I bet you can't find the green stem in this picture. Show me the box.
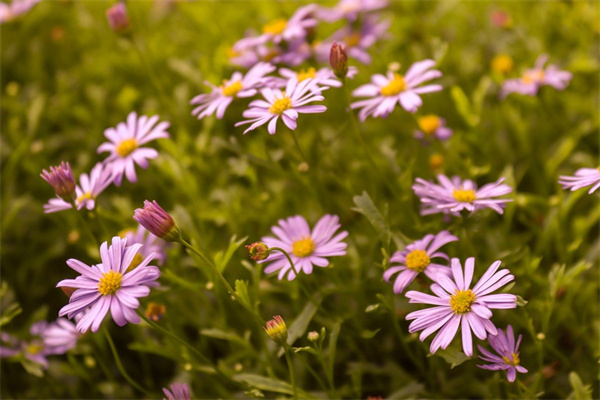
[289,129,309,167]
[104,329,153,396]
[70,201,98,246]
[283,345,297,399]
[269,247,300,277]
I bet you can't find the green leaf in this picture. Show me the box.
[388,381,425,399]
[200,328,252,348]
[232,373,316,398]
[365,304,380,313]
[293,346,319,356]
[213,235,248,273]
[429,348,470,369]
[20,357,44,377]
[352,191,390,247]
[360,329,380,339]
[234,280,251,309]
[278,293,324,357]
[327,322,341,376]
[568,372,593,400]
[450,86,479,126]
[0,303,21,327]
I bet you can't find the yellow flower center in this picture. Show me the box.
[453,189,477,203]
[449,289,476,314]
[269,96,293,114]
[502,352,521,366]
[344,33,361,47]
[125,253,144,273]
[26,343,44,355]
[417,115,441,135]
[98,270,123,296]
[297,67,317,82]
[221,80,243,97]
[292,236,315,258]
[227,47,239,58]
[491,54,514,74]
[405,249,430,273]
[522,69,545,84]
[263,19,287,35]
[116,138,138,157]
[380,73,406,96]
[76,192,93,203]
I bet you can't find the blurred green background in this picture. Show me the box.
[1,0,599,398]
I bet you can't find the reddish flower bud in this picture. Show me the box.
[329,41,348,79]
[106,2,130,33]
[264,315,287,345]
[246,242,269,261]
[133,200,181,242]
[41,161,76,202]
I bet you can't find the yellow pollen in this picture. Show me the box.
[417,115,441,135]
[269,96,292,114]
[380,73,406,96]
[263,19,287,35]
[405,249,430,273]
[292,236,315,258]
[98,270,123,296]
[221,80,243,97]
[453,189,477,203]
[297,67,317,82]
[125,253,144,273]
[522,69,545,84]
[76,192,93,203]
[449,289,476,314]
[116,138,138,157]
[491,54,514,74]
[26,343,44,355]
[344,33,361,47]
[502,352,521,366]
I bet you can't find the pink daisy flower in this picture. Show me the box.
[43,162,114,214]
[316,0,388,22]
[0,321,51,368]
[42,318,80,355]
[163,383,191,400]
[234,78,327,135]
[98,112,170,186]
[57,236,160,333]
[121,224,169,266]
[0,0,39,24]
[190,62,276,120]
[477,325,528,382]
[558,167,600,194]
[252,4,318,46]
[269,67,343,90]
[412,175,513,216]
[351,59,442,120]
[406,257,517,357]
[260,214,348,281]
[383,231,458,294]
[500,54,572,99]
[413,115,453,142]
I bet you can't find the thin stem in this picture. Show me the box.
[70,201,98,246]
[283,345,297,399]
[104,329,153,396]
[289,129,309,166]
[269,247,300,277]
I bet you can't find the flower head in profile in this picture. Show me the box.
[41,161,76,202]
[406,257,517,357]
[41,318,80,355]
[264,315,288,345]
[500,54,572,99]
[477,325,527,382]
[414,115,453,142]
[260,214,348,280]
[558,167,600,194]
[384,231,458,294]
[163,383,191,400]
[235,78,326,135]
[120,224,169,266]
[44,162,114,214]
[191,62,276,120]
[134,200,182,243]
[57,236,160,333]
[351,59,442,120]
[98,112,170,185]
[0,322,51,368]
[412,175,513,216]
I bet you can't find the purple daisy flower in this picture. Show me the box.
[559,167,600,194]
[0,321,52,368]
[260,214,348,281]
[98,112,170,186]
[190,62,276,120]
[235,78,327,135]
[351,59,442,120]
[500,54,572,99]
[414,115,453,142]
[43,162,114,214]
[121,224,169,266]
[383,230,458,294]
[57,236,160,333]
[252,4,318,46]
[412,174,513,216]
[316,0,388,22]
[42,318,80,355]
[41,161,76,202]
[269,67,343,90]
[406,257,517,357]
[477,325,528,382]
[163,383,191,400]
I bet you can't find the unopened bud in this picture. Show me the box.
[307,331,319,342]
[264,315,287,345]
[106,2,130,33]
[133,200,182,242]
[246,242,269,261]
[41,161,76,202]
[329,42,348,79]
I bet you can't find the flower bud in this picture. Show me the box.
[264,315,287,345]
[106,2,130,33]
[329,42,348,79]
[41,161,76,202]
[307,331,319,342]
[133,200,182,242]
[145,302,166,322]
[246,242,269,261]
